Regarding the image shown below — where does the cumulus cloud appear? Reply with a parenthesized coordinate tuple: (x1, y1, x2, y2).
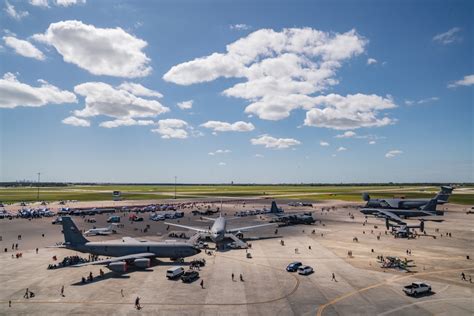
(335, 131, 356, 138)
(208, 149, 231, 155)
(433, 27, 462, 45)
(320, 141, 330, 146)
(152, 119, 189, 139)
(117, 82, 163, 98)
(164, 28, 368, 121)
(367, 58, 377, 65)
(0, 72, 76, 108)
(72, 82, 168, 125)
(62, 116, 89, 127)
(3, 36, 45, 60)
(177, 100, 193, 110)
(29, 0, 49, 7)
(33, 20, 151, 78)
(337, 146, 347, 152)
(5, 1, 29, 20)
(99, 118, 154, 128)
(230, 24, 251, 31)
(304, 93, 396, 130)
(200, 120, 255, 132)
(369, 140, 376, 145)
(448, 74, 474, 88)
(250, 134, 301, 149)
(218, 162, 226, 166)
(55, 0, 86, 6)
(385, 150, 403, 158)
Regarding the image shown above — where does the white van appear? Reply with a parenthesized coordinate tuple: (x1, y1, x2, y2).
(166, 266, 185, 279)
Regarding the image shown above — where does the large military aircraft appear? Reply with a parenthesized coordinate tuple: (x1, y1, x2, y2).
(165, 214, 275, 248)
(360, 198, 444, 224)
(362, 186, 453, 209)
(57, 217, 200, 273)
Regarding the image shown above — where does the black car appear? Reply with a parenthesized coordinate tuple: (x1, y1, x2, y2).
(133, 217, 144, 222)
(286, 262, 302, 272)
(181, 270, 199, 283)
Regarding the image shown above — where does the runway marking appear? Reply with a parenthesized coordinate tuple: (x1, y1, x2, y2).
(316, 267, 474, 316)
(377, 297, 472, 316)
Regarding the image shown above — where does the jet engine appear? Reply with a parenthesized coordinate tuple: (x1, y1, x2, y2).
(107, 261, 127, 273)
(133, 258, 151, 268)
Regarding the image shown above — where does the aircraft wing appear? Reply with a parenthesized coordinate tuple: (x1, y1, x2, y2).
(72, 253, 155, 267)
(227, 223, 276, 233)
(164, 222, 208, 233)
(373, 210, 405, 224)
(200, 216, 216, 221)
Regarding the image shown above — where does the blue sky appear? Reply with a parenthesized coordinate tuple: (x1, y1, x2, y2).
(0, 0, 472, 183)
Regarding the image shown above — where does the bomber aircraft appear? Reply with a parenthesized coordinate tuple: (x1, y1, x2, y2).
(56, 217, 200, 273)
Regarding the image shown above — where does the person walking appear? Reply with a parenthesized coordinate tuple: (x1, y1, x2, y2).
(60, 285, 65, 297)
(240, 274, 244, 282)
(200, 280, 204, 289)
(331, 273, 337, 282)
(461, 272, 466, 281)
(135, 296, 141, 310)
(24, 288, 29, 299)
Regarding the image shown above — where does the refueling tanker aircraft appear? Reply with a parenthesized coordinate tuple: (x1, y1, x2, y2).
(56, 217, 200, 273)
(362, 186, 453, 209)
(165, 213, 276, 248)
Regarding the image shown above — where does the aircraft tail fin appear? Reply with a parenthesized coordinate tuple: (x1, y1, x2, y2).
(362, 193, 370, 202)
(270, 201, 280, 213)
(61, 216, 89, 245)
(435, 186, 453, 203)
(421, 199, 438, 213)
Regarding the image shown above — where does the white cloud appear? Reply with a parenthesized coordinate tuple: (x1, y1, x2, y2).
(0, 72, 76, 108)
(367, 58, 377, 65)
(337, 146, 347, 152)
(62, 116, 89, 127)
(72, 82, 169, 125)
(369, 140, 376, 145)
(152, 119, 189, 139)
(335, 131, 356, 138)
(448, 74, 474, 88)
(320, 141, 329, 146)
(304, 93, 396, 130)
(209, 149, 231, 155)
(177, 100, 193, 110)
(200, 120, 255, 132)
(230, 24, 251, 31)
(164, 28, 367, 121)
(5, 1, 29, 20)
(99, 118, 154, 128)
(250, 134, 301, 149)
(33, 20, 151, 78)
(433, 27, 462, 45)
(29, 0, 49, 7)
(218, 162, 226, 166)
(55, 0, 85, 7)
(405, 97, 439, 105)
(117, 82, 162, 98)
(3, 36, 45, 60)
(385, 150, 403, 158)
(255, 154, 264, 158)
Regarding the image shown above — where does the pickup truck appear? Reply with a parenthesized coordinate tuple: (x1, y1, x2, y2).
(403, 282, 432, 296)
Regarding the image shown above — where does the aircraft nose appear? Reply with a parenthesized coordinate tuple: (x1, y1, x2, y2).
(194, 247, 201, 254)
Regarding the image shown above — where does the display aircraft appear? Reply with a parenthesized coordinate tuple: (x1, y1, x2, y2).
(362, 186, 453, 209)
(84, 224, 118, 236)
(56, 217, 200, 273)
(165, 213, 275, 248)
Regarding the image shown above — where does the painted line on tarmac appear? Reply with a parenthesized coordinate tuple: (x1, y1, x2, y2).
(316, 267, 474, 316)
(377, 297, 472, 316)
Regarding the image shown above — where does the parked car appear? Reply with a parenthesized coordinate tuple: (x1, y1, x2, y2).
(403, 282, 432, 296)
(181, 270, 199, 283)
(166, 266, 185, 279)
(298, 265, 314, 275)
(52, 217, 62, 225)
(107, 216, 121, 223)
(286, 262, 302, 272)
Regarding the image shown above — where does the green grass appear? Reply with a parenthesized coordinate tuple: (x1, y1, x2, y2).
(0, 185, 472, 205)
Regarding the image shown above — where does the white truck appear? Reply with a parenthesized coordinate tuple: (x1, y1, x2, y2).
(403, 282, 432, 296)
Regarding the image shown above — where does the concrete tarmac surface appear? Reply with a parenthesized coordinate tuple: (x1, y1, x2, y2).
(0, 199, 473, 315)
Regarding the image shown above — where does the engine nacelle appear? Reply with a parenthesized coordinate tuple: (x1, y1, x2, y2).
(134, 258, 151, 268)
(107, 261, 127, 273)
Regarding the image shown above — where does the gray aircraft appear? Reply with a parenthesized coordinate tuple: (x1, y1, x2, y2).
(57, 216, 200, 273)
(360, 198, 444, 224)
(362, 186, 453, 209)
(165, 213, 275, 248)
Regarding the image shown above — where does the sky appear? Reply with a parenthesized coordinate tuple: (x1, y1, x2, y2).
(0, 0, 472, 183)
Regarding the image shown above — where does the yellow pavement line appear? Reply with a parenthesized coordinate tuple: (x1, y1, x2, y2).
(316, 267, 474, 316)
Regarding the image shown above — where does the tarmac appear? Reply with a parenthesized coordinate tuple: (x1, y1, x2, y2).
(0, 199, 473, 315)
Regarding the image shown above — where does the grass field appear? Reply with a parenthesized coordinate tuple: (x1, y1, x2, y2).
(1, 184, 473, 205)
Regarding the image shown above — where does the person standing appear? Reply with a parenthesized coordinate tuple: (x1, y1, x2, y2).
(24, 288, 29, 299)
(231, 273, 234, 281)
(135, 296, 141, 310)
(60, 285, 65, 297)
(200, 280, 204, 289)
